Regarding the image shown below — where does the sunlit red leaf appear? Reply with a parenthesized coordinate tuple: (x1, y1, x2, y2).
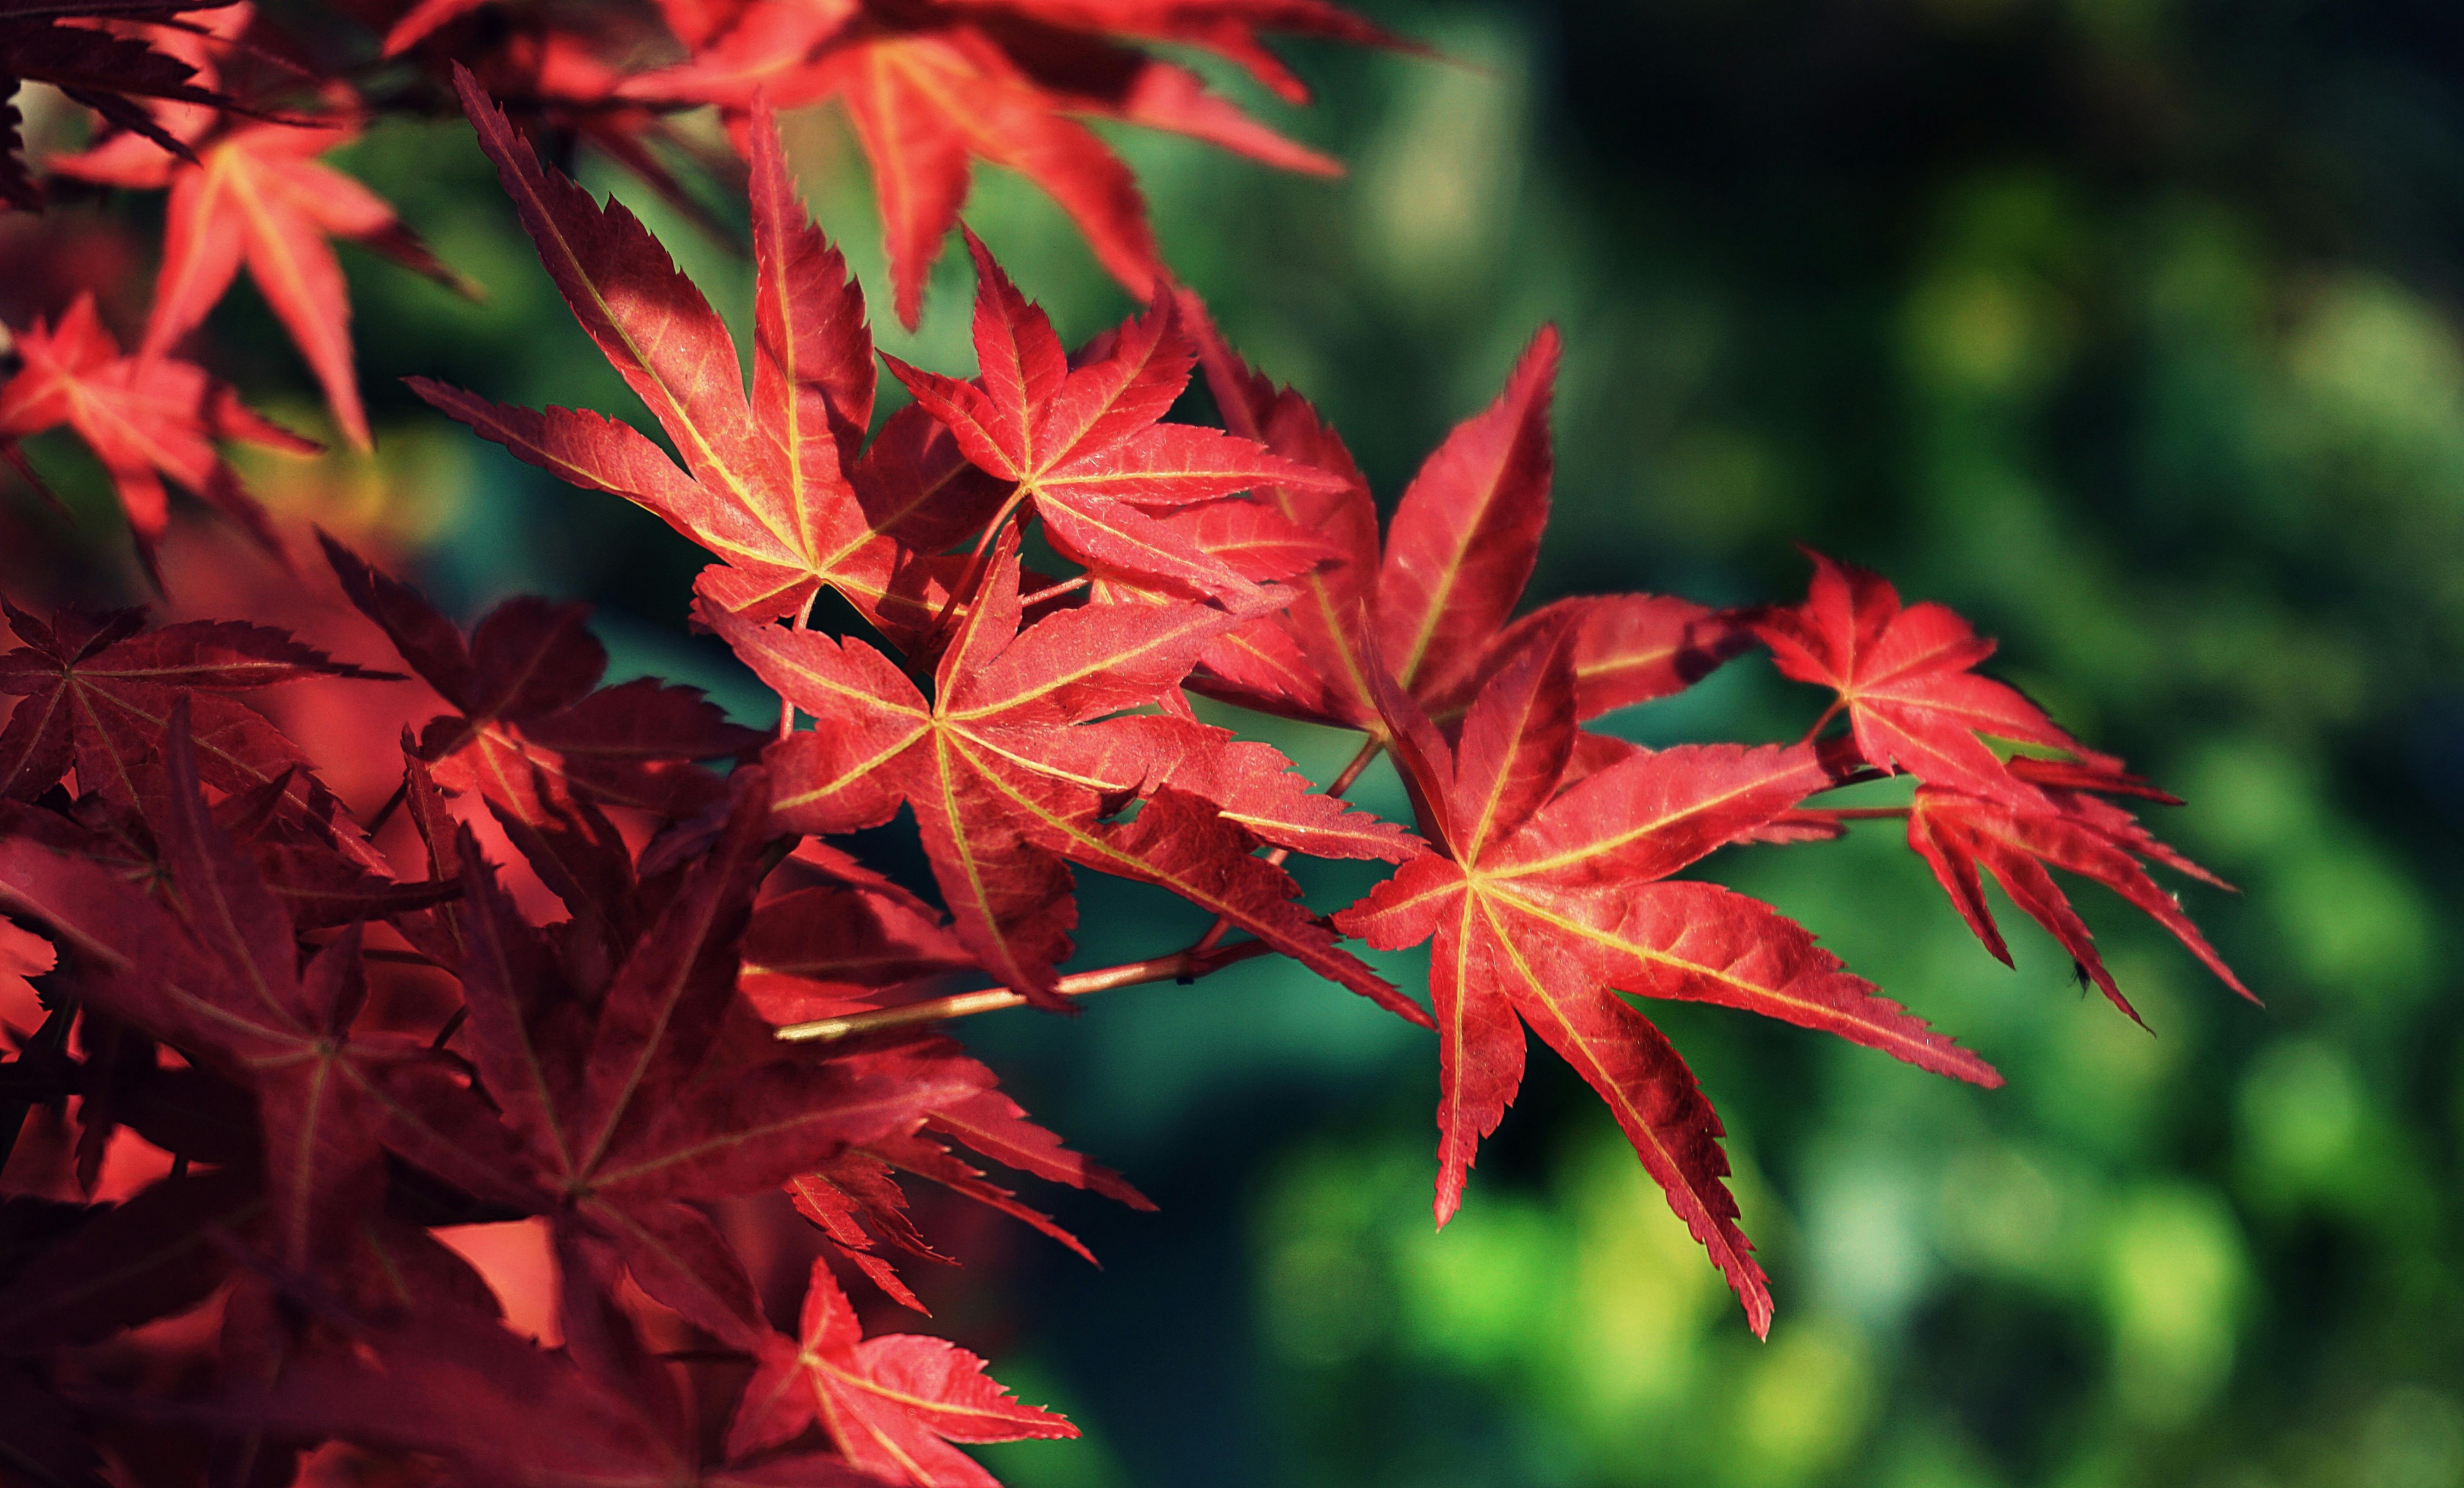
(1336, 629, 1999, 1334)
(45, 3, 465, 448)
(715, 531, 1413, 1019)
(621, 0, 1389, 325)
(1907, 781, 2252, 1022)
(884, 234, 1347, 604)
(1177, 299, 1749, 738)
(1747, 550, 2084, 804)
(423, 76, 987, 648)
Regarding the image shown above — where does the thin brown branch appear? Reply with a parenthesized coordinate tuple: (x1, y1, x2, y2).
(775, 938, 1277, 1044)
(774, 723, 1387, 1042)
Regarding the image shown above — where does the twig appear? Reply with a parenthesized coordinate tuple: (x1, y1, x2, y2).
(776, 939, 1277, 1043)
(781, 736, 1391, 1040)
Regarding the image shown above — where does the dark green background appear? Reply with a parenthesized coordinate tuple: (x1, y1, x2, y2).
(43, 1, 2464, 1483)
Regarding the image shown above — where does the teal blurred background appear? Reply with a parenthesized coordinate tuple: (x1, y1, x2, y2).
(33, 0, 2464, 1483)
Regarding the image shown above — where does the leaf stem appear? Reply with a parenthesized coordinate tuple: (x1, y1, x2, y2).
(775, 938, 1277, 1043)
(1019, 575, 1091, 609)
(364, 780, 411, 837)
(777, 588, 820, 740)
(1818, 806, 1912, 821)
(919, 482, 1032, 654)
(1798, 699, 1843, 748)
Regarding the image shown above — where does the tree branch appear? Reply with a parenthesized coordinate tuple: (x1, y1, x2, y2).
(774, 938, 1277, 1043)
(776, 735, 1391, 1043)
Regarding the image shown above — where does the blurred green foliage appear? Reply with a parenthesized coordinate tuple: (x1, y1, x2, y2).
(63, 0, 2464, 1484)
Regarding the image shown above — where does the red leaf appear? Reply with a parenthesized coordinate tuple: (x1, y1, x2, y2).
(716, 532, 1411, 1017)
(46, 4, 465, 448)
(883, 235, 1345, 602)
(323, 536, 759, 823)
(1748, 550, 2081, 803)
(621, 0, 1392, 324)
(1336, 631, 1996, 1333)
(728, 1257, 1077, 1484)
(1907, 782, 2251, 1021)
(0, 1168, 259, 1353)
(72, 706, 493, 1268)
(431, 77, 984, 648)
(1176, 302, 1750, 740)
(431, 774, 979, 1342)
(0, 296, 310, 578)
(0, 599, 393, 841)
(210, 1294, 883, 1488)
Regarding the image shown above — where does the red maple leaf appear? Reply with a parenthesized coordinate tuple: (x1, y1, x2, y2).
(1742, 553, 2252, 1013)
(212, 1291, 884, 1488)
(321, 535, 761, 824)
(46, 3, 467, 449)
(729, 1255, 1076, 1486)
(1745, 549, 2089, 803)
(712, 528, 1424, 1021)
(0, 1167, 261, 1357)
(396, 774, 983, 1344)
(0, 763, 454, 939)
(0, 599, 397, 843)
(0, 706, 500, 1271)
(1907, 767, 2253, 1022)
(1334, 629, 1999, 1333)
(885, 233, 1347, 610)
(418, 74, 993, 649)
(786, 1044, 1152, 1309)
(0, 294, 314, 578)
(1174, 292, 1752, 737)
(622, 0, 1399, 326)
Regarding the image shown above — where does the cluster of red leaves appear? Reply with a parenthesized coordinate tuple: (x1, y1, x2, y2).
(377, 0, 1401, 325)
(0, 8, 2254, 1488)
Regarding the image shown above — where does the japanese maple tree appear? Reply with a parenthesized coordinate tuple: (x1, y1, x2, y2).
(0, 4, 2254, 1485)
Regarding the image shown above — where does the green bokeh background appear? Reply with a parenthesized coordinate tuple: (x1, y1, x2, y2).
(41, 0, 2464, 1483)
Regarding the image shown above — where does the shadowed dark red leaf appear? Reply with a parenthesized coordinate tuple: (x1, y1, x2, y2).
(323, 535, 759, 824)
